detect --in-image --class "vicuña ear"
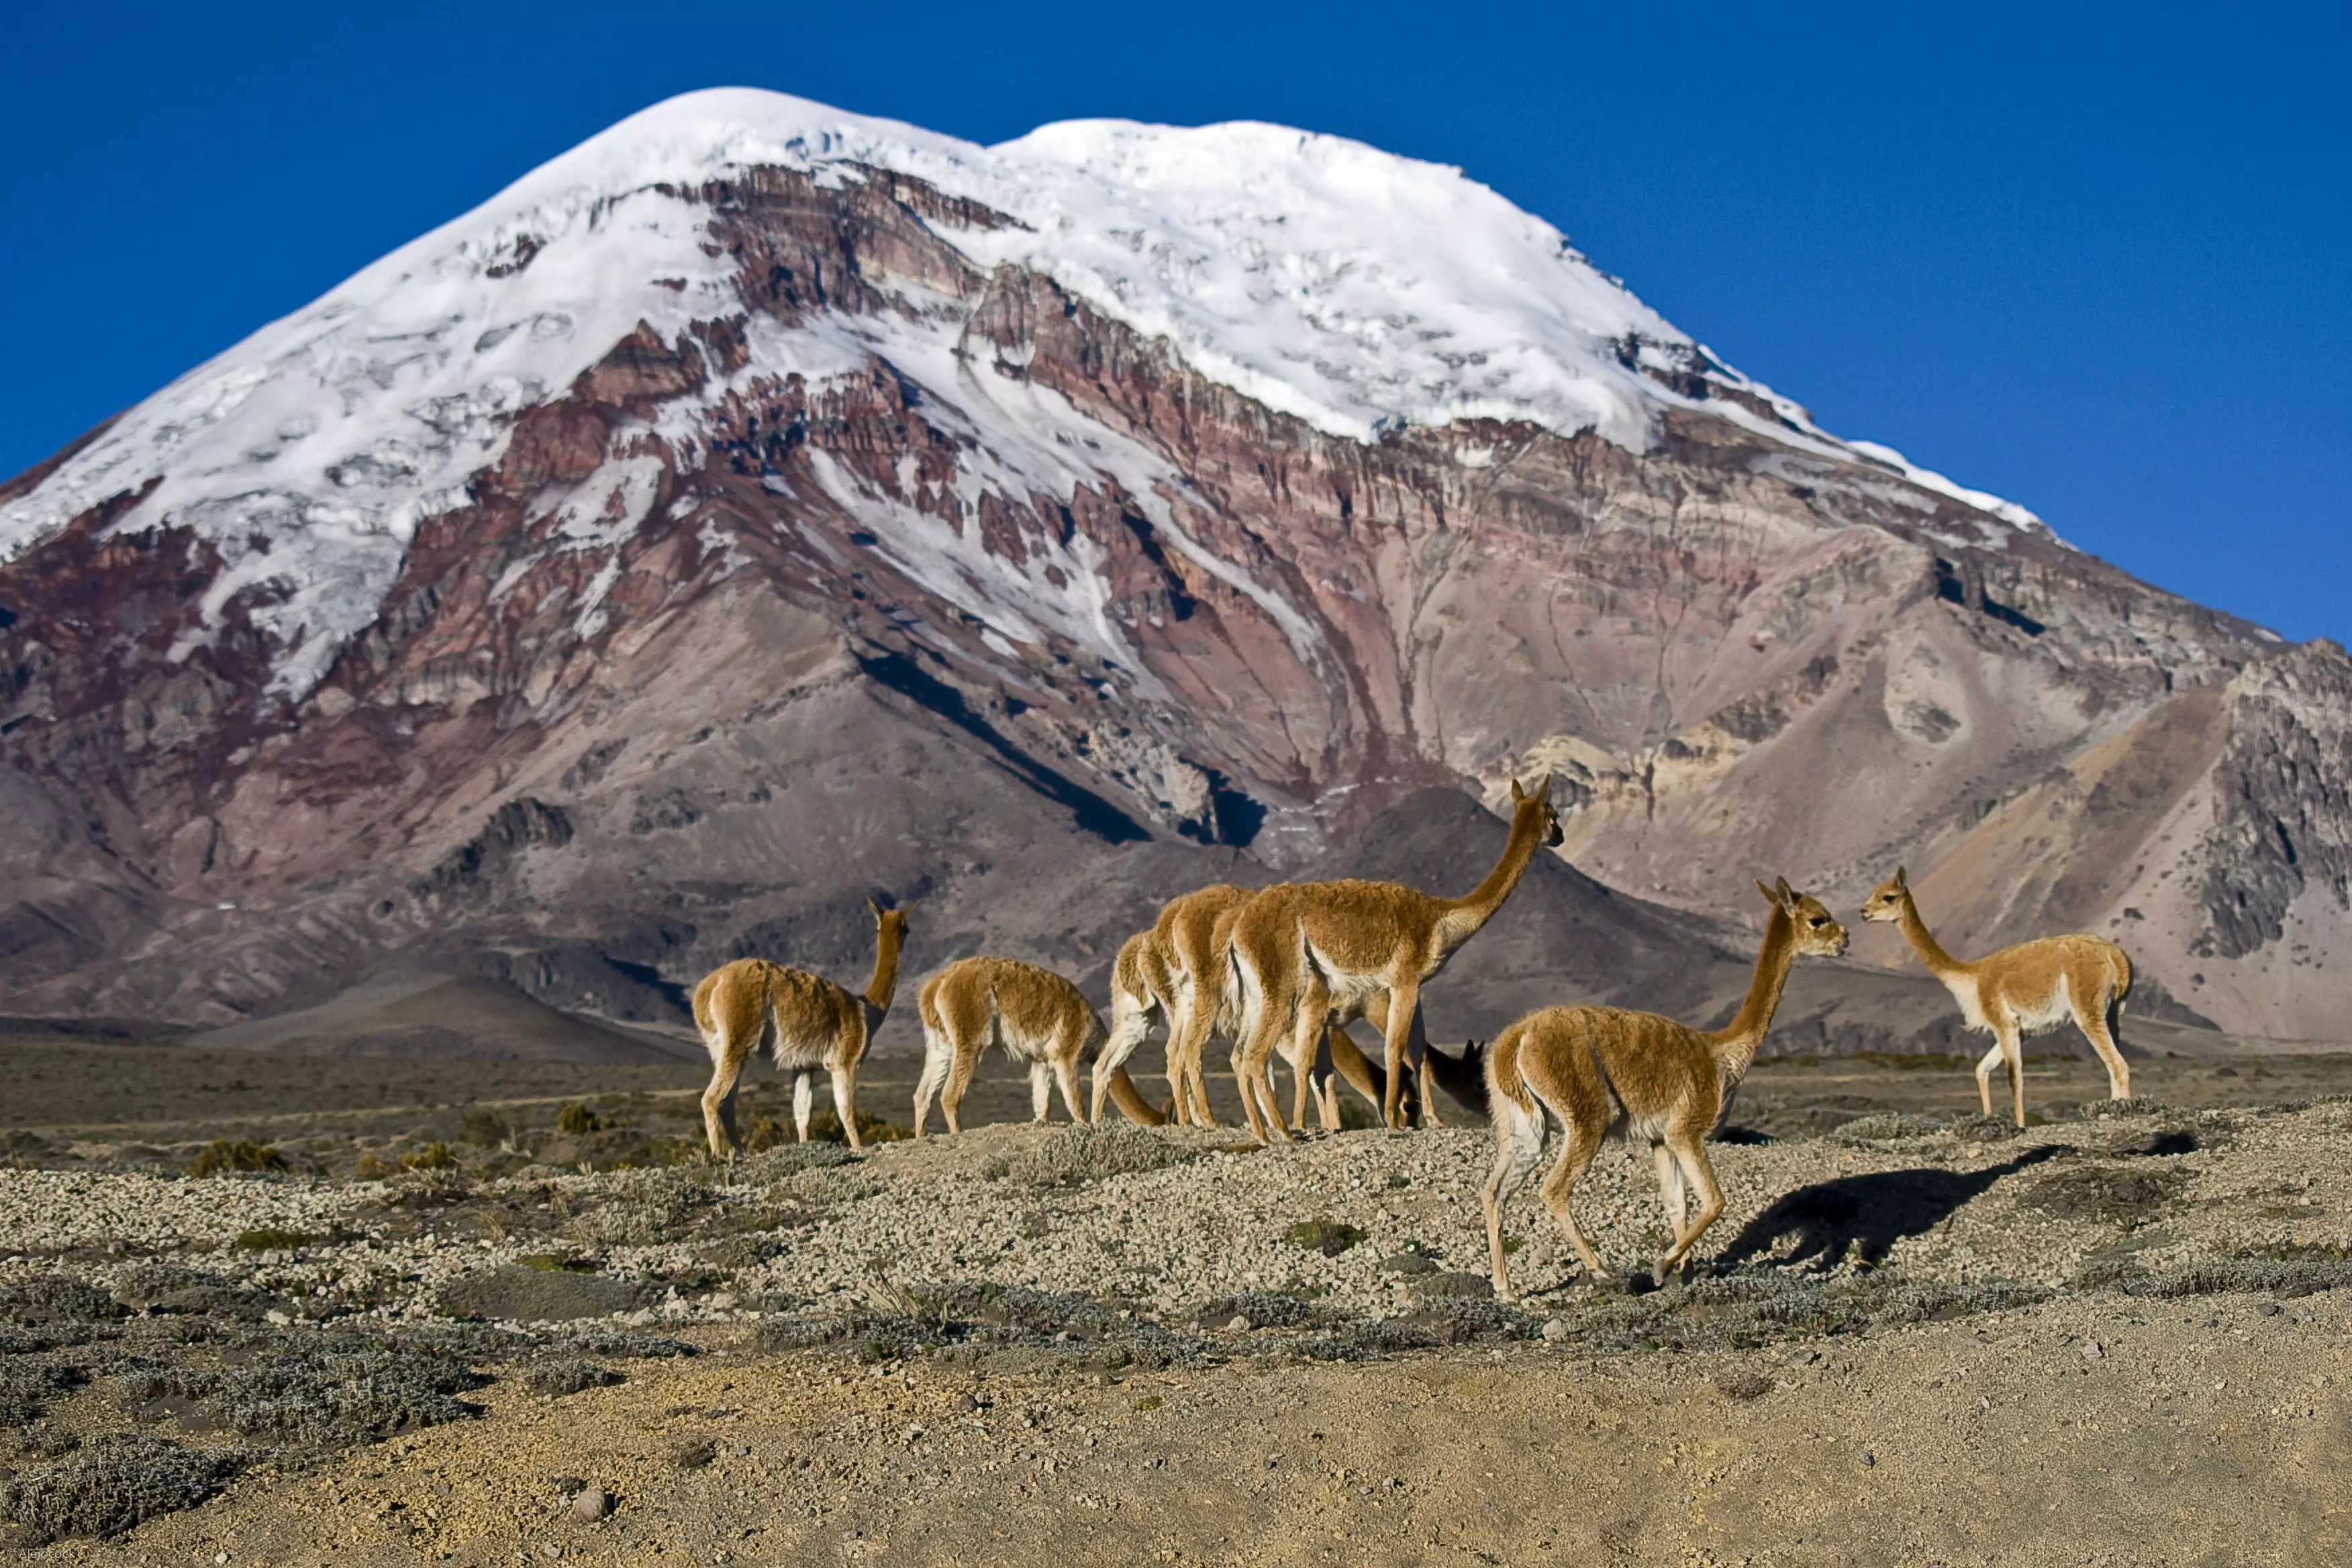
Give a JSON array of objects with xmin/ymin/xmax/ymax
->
[
  {"xmin": 1510, "ymin": 779, "xmax": 1526, "ymax": 803},
  {"xmin": 1755, "ymin": 878, "xmax": 1779, "ymax": 908},
  {"xmin": 867, "ymin": 896, "xmax": 885, "ymax": 919},
  {"xmin": 1540, "ymin": 773, "xmax": 1557, "ymax": 803},
  {"xmin": 1774, "ymin": 876, "xmax": 1796, "ymax": 909},
  {"xmin": 1894, "ymin": 865, "xmax": 1908, "ymax": 889}
]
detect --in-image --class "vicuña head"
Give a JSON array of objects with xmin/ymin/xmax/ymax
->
[{"xmin": 1859, "ymin": 865, "xmax": 1914, "ymax": 925}]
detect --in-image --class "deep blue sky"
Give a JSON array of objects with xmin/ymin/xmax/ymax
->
[{"xmin": 3, "ymin": 2, "xmax": 2344, "ymax": 641}]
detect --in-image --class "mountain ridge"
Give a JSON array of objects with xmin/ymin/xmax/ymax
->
[{"xmin": 0, "ymin": 89, "xmax": 2342, "ymax": 1048}]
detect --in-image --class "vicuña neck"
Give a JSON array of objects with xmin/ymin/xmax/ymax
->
[
  {"xmin": 1706, "ymin": 906, "xmax": 1800, "ymax": 1074},
  {"xmin": 1440, "ymin": 802, "xmax": 1546, "ymax": 936},
  {"xmin": 1894, "ymin": 893, "xmax": 1968, "ymax": 981},
  {"xmin": 862, "ymin": 926, "xmax": 904, "ymax": 1022}
]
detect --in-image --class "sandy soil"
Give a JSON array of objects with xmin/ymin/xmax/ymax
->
[{"xmin": 21, "ymin": 1289, "xmax": 2349, "ymax": 1568}]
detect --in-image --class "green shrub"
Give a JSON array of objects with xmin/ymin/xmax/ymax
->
[
  {"xmin": 1287, "ymin": 1220, "xmax": 1366, "ymax": 1256},
  {"xmin": 0, "ymin": 1359, "xmax": 85, "ymax": 1424},
  {"xmin": 557, "ymin": 1101, "xmax": 603, "ymax": 1136},
  {"xmin": 189, "ymin": 1139, "xmax": 287, "ymax": 1176},
  {"xmin": 232, "ymin": 1228, "xmax": 313, "ymax": 1252},
  {"xmin": 400, "ymin": 1142, "xmax": 458, "ymax": 1172}
]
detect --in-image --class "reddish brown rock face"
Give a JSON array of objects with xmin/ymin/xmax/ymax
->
[{"xmin": 0, "ymin": 149, "xmax": 2345, "ymax": 1044}]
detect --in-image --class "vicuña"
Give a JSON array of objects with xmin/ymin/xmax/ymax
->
[
  {"xmin": 1861, "ymin": 865, "xmax": 2133, "ymax": 1126},
  {"xmin": 1476, "ymin": 877, "xmax": 1848, "ymax": 1298},
  {"xmin": 1226, "ymin": 778, "xmax": 1562, "ymax": 1138},
  {"xmin": 692, "ymin": 898, "xmax": 910, "ymax": 1157},
  {"xmin": 914, "ymin": 956, "xmax": 1104, "ymax": 1136}
]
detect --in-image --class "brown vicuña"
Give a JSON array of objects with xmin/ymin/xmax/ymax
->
[
  {"xmin": 914, "ymin": 956, "xmax": 1104, "ymax": 1136},
  {"xmin": 692, "ymin": 899, "xmax": 910, "ymax": 1157},
  {"xmin": 1861, "ymin": 865, "xmax": 2133, "ymax": 1126},
  {"xmin": 1226, "ymin": 777, "xmax": 1563, "ymax": 1139},
  {"xmin": 1148, "ymin": 883, "xmax": 1255, "ymax": 1127},
  {"xmin": 1104, "ymin": 888, "xmax": 1429, "ymax": 1135},
  {"xmin": 1477, "ymin": 877, "xmax": 1848, "ymax": 1299},
  {"xmin": 1095, "ymin": 930, "xmax": 1187, "ymax": 1126}
]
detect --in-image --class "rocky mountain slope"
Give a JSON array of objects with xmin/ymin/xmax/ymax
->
[{"xmin": 1, "ymin": 89, "xmax": 2344, "ymax": 1045}]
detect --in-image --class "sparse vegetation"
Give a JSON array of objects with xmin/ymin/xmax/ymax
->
[
  {"xmin": 557, "ymin": 1101, "xmax": 603, "ymax": 1136},
  {"xmin": 232, "ymin": 1227, "xmax": 314, "ymax": 1251},
  {"xmin": 1287, "ymin": 1219, "xmax": 1366, "ymax": 1255},
  {"xmin": 189, "ymin": 1138, "xmax": 288, "ymax": 1176},
  {"xmin": 401, "ymin": 1140, "xmax": 459, "ymax": 1171},
  {"xmin": 460, "ymin": 1110, "xmax": 513, "ymax": 1147},
  {"xmin": 0, "ymin": 1434, "xmax": 241, "ymax": 1543}
]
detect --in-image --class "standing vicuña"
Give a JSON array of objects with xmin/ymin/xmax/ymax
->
[
  {"xmin": 914, "ymin": 957, "xmax": 1102, "ymax": 1136},
  {"xmin": 1146, "ymin": 883, "xmax": 1255, "ymax": 1127},
  {"xmin": 1861, "ymin": 866, "xmax": 2133, "ymax": 1126},
  {"xmin": 1227, "ymin": 778, "xmax": 1562, "ymax": 1138},
  {"xmin": 693, "ymin": 899, "xmax": 911, "ymax": 1157},
  {"xmin": 1477, "ymin": 877, "xmax": 1847, "ymax": 1298}
]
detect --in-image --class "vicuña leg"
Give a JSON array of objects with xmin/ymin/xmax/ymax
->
[
  {"xmin": 792, "ymin": 1072, "xmax": 816, "ymax": 1143},
  {"xmin": 699, "ymin": 1038, "xmax": 749, "ymax": 1161},
  {"xmin": 1994, "ymin": 1019, "xmax": 2027, "ymax": 1128},
  {"xmin": 1973, "ymin": 1042, "xmax": 2003, "ymax": 1119},
  {"xmin": 830, "ymin": 1058, "xmax": 863, "ymax": 1153},
  {"xmin": 1482, "ymin": 1097, "xmax": 1549, "ymax": 1302},
  {"xmin": 912, "ymin": 1035, "xmax": 953, "ymax": 1138},
  {"xmin": 940, "ymin": 1038, "xmax": 980, "ymax": 1136},
  {"xmin": 1651, "ymin": 1142, "xmax": 1687, "ymax": 1240},
  {"xmin": 1092, "ymin": 987, "xmax": 1155, "ymax": 1123},
  {"xmin": 1380, "ymin": 975, "xmax": 1422, "ymax": 1129},
  {"xmin": 1536, "ymin": 1121, "xmax": 1612, "ymax": 1282},
  {"xmin": 1052, "ymin": 1016, "xmax": 1089, "ymax": 1125},
  {"xmin": 2076, "ymin": 993, "xmax": 2132, "ymax": 1101},
  {"xmin": 1651, "ymin": 1130, "xmax": 1726, "ymax": 1284}
]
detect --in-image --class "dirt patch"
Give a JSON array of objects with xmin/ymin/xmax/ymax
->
[
  {"xmin": 2023, "ymin": 1162, "xmax": 2191, "ymax": 1222},
  {"xmin": 440, "ymin": 1265, "xmax": 644, "ymax": 1322}
]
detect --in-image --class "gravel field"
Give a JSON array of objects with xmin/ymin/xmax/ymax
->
[{"xmin": 9, "ymin": 1077, "xmax": 2352, "ymax": 1559}]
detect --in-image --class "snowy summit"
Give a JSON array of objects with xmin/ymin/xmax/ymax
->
[{"xmin": 0, "ymin": 89, "xmax": 2044, "ymax": 697}]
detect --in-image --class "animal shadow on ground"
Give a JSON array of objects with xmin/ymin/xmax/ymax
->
[{"xmin": 1712, "ymin": 1147, "xmax": 2063, "ymax": 1274}]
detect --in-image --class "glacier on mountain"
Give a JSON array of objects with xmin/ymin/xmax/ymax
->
[{"xmin": 0, "ymin": 87, "xmax": 2046, "ymax": 699}]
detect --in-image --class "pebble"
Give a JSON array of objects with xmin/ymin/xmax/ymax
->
[
  {"xmin": 571, "ymin": 1487, "xmax": 614, "ymax": 1522},
  {"xmin": 1541, "ymin": 1318, "xmax": 1571, "ymax": 1342}
]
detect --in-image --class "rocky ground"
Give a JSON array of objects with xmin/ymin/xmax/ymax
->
[{"xmin": 5, "ymin": 1042, "xmax": 2352, "ymax": 1562}]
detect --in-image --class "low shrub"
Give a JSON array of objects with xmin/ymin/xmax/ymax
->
[
  {"xmin": 0, "ymin": 1275, "xmax": 126, "ymax": 1326},
  {"xmin": 0, "ymin": 1434, "xmax": 240, "ymax": 1543},
  {"xmin": 1287, "ymin": 1220, "xmax": 1365, "ymax": 1256},
  {"xmin": 801, "ymin": 1107, "xmax": 910, "ymax": 1146},
  {"xmin": 557, "ymin": 1101, "xmax": 603, "ymax": 1136},
  {"xmin": 189, "ymin": 1139, "xmax": 287, "ymax": 1177},
  {"xmin": 0, "ymin": 1359, "xmax": 85, "ymax": 1424},
  {"xmin": 232, "ymin": 1228, "xmax": 313, "ymax": 1252},
  {"xmin": 401, "ymin": 1142, "xmax": 459, "ymax": 1172}
]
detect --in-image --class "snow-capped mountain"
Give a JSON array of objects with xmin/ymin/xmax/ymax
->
[{"xmin": 2, "ymin": 89, "xmax": 2344, "ymax": 1048}]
